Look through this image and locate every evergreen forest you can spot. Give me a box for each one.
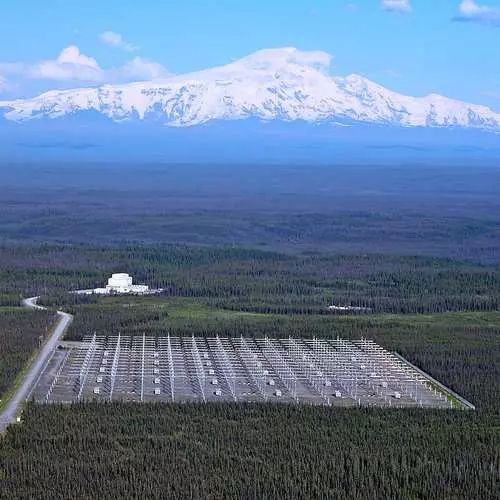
[0,243,498,499]
[1,165,499,498]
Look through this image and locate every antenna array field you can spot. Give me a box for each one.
[34,335,460,408]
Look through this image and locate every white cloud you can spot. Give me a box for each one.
[0,62,25,76]
[0,46,169,87]
[381,0,412,13]
[455,0,500,24]
[0,74,18,95]
[100,31,137,52]
[120,57,170,80]
[0,75,8,91]
[31,46,105,82]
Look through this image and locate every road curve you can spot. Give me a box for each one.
[0,297,73,432]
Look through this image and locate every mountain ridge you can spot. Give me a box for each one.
[1,47,500,130]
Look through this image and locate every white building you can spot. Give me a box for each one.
[74,273,152,295]
[107,273,133,292]
[105,273,149,294]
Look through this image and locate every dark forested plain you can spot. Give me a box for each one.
[0,164,499,499]
[1,402,498,500]
[0,308,56,401]
[2,164,500,261]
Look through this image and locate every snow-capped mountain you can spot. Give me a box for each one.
[1,47,499,130]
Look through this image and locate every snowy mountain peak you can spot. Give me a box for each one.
[1,47,500,131]
[229,47,332,73]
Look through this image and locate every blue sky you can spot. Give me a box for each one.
[0,0,499,110]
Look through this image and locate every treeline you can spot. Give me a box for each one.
[5,243,496,315]
[1,402,498,499]
[0,307,56,398]
[61,301,169,339]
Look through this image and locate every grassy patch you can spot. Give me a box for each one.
[64,295,500,340]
